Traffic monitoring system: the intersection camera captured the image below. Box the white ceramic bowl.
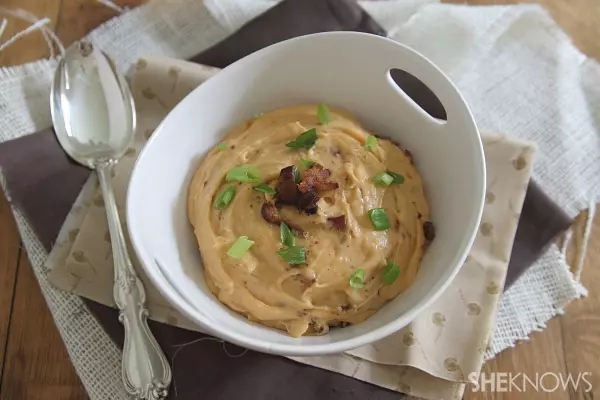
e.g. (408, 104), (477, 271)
(126, 32), (485, 356)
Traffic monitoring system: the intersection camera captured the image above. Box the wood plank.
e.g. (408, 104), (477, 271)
(446, 0), (600, 60)
(464, 318), (569, 400)
(0, 190), (20, 387)
(559, 210), (600, 399)
(0, 0), (61, 67)
(54, 0), (146, 47)
(0, 251), (87, 400)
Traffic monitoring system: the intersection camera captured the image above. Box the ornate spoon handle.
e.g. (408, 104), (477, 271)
(98, 164), (172, 400)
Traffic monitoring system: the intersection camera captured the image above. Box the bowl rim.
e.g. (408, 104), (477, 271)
(126, 31), (486, 356)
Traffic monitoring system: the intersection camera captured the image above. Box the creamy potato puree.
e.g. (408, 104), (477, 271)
(187, 105), (431, 337)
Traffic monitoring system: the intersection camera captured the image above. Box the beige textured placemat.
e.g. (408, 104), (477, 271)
(47, 56), (535, 400)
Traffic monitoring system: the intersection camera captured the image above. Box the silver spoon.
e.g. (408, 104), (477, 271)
(50, 40), (172, 400)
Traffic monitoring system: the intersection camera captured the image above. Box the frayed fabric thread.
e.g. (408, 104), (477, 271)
(0, 7), (64, 58)
(0, 18), (7, 41)
(170, 337), (248, 396)
(95, 0), (127, 14)
(574, 199), (595, 281)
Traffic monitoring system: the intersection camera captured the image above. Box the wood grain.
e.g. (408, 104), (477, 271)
(464, 319), (570, 399)
(0, 251), (87, 400)
(0, 0), (61, 66)
(0, 191), (20, 385)
(447, 0), (600, 60)
(560, 211), (600, 399)
(0, 0), (599, 399)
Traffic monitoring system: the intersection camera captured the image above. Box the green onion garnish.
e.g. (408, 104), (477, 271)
(227, 236), (254, 259)
(286, 128), (318, 149)
(216, 143), (228, 150)
(253, 183), (277, 195)
(226, 165), (262, 183)
(382, 260), (400, 285)
(253, 112), (265, 118)
(300, 157), (315, 168)
(276, 246), (306, 264)
(214, 186), (236, 210)
(280, 222), (295, 247)
(386, 170), (405, 184)
(374, 172), (394, 187)
(349, 269), (365, 289)
(317, 104), (331, 125)
(364, 135), (377, 151)
(293, 166), (301, 183)
(368, 208), (391, 230)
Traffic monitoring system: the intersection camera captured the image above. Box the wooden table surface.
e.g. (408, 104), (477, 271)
(0, 1), (599, 399)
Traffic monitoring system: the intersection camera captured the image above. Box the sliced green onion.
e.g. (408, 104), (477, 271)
(374, 172), (394, 187)
(227, 236), (254, 259)
(253, 183), (277, 195)
(293, 166), (301, 183)
(317, 104), (331, 125)
(276, 246), (306, 265)
(300, 157), (315, 168)
(226, 165), (262, 183)
(364, 135), (377, 151)
(368, 208), (391, 230)
(386, 170), (405, 184)
(216, 143), (228, 150)
(286, 128), (318, 149)
(349, 269), (365, 289)
(214, 186), (236, 210)
(280, 222), (295, 247)
(253, 112), (264, 118)
(382, 260), (400, 285)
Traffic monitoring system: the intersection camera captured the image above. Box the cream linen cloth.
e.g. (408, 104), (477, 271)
(47, 56), (535, 399)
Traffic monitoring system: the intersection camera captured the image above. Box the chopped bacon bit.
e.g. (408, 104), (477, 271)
(339, 304), (351, 312)
(261, 202), (306, 237)
(328, 215), (347, 230)
(277, 166), (300, 205)
(273, 163), (339, 216)
(404, 149), (414, 164)
(304, 206), (318, 215)
(297, 188), (319, 212)
(261, 202), (281, 224)
(298, 163), (339, 193)
(423, 221), (436, 243)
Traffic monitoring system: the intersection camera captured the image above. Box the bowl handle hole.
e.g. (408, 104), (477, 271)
(388, 68), (447, 122)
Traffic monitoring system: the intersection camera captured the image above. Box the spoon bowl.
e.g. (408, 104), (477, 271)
(51, 40), (135, 167)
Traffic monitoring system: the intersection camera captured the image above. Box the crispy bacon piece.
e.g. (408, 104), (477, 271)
(273, 163), (339, 216)
(298, 163), (339, 193)
(404, 149), (414, 164)
(423, 221), (436, 244)
(327, 215), (347, 230)
(277, 166), (300, 205)
(297, 188), (319, 214)
(260, 202), (306, 237)
(261, 202), (281, 224)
